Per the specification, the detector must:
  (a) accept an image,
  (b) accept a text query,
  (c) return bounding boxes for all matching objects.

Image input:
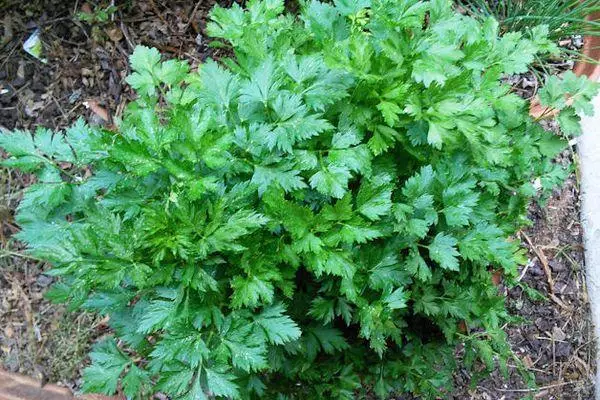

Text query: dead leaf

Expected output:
[83,99,111,123]
[552,326,566,341]
[491,270,502,286]
[106,27,123,43]
[80,3,93,15]
[4,324,14,338]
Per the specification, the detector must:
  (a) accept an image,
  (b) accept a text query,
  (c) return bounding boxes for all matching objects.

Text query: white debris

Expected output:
[23,28,47,63]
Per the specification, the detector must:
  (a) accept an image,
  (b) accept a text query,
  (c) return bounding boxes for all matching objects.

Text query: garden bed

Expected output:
[0,0,596,398]
[455,177,595,399]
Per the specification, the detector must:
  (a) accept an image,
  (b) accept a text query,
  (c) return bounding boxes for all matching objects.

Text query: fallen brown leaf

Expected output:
[106,27,123,43]
[83,99,111,124]
[80,3,93,15]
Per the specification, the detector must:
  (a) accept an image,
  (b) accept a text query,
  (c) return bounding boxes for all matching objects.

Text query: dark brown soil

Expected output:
[0,0,596,398]
[0,0,230,132]
[454,176,596,399]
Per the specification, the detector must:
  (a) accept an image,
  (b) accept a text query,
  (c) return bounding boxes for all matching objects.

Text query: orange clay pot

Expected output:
[573,11,600,81]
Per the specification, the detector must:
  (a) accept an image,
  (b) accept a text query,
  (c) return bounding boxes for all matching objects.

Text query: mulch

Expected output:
[0,0,229,133]
[454,177,596,399]
[0,0,596,398]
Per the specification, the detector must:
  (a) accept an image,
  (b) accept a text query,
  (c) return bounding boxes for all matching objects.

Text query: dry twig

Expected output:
[183,0,203,33]
[148,0,168,25]
[1,15,13,50]
[494,379,586,393]
[521,230,555,293]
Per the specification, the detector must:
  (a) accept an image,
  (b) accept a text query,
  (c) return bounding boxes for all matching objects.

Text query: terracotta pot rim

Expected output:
[573,11,600,82]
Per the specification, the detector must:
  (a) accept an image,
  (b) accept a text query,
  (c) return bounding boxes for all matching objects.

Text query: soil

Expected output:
[0,0,596,398]
[453,176,596,399]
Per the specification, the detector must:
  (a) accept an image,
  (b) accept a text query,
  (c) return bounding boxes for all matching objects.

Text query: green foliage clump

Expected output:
[1,0,598,398]
[76,2,118,24]
[462,0,600,71]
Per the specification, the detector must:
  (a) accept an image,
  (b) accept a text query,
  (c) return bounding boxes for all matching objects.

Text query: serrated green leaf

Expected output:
[557,108,582,136]
[226,341,268,372]
[129,46,161,73]
[368,125,401,155]
[308,326,349,354]
[356,177,393,220]
[538,133,567,157]
[538,75,566,110]
[427,122,444,149]
[383,287,408,310]
[231,275,274,308]
[252,164,308,194]
[157,59,189,85]
[309,297,336,323]
[82,339,130,395]
[136,299,177,333]
[377,101,402,127]
[122,365,151,398]
[429,233,460,271]
[309,165,351,198]
[205,368,240,398]
[333,0,370,16]
[254,304,301,345]
[405,248,432,281]
[0,129,36,157]
[126,71,156,97]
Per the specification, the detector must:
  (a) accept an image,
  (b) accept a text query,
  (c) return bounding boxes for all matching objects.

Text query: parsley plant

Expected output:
[0,0,597,398]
